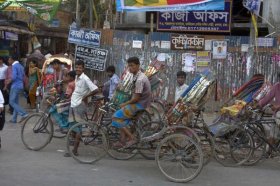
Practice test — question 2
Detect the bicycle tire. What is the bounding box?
[155,133,204,183]
[193,126,215,166]
[214,126,253,167]
[21,113,53,151]
[66,122,107,164]
[243,122,266,166]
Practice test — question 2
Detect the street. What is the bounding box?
[0,112,280,186]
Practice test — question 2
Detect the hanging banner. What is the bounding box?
[68,27,101,47]
[171,34,204,50]
[0,0,61,21]
[157,1,231,32]
[116,0,225,12]
[197,51,211,67]
[212,40,227,59]
[75,45,108,71]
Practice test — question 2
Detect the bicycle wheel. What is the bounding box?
[106,124,138,160]
[21,113,53,151]
[155,133,204,183]
[66,122,107,164]
[193,126,215,166]
[244,122,266,166]
[214,126,253,167]
[138,121,164,160]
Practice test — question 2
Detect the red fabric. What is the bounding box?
[167,0,206,5]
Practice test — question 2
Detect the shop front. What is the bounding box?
[0,20,34,60]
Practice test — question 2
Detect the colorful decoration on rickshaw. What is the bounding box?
[209,74,266,135]
[167,71,215,124]
[253,82,272,101]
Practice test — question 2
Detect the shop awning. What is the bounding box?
[0,26,34,35]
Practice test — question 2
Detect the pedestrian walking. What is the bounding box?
[28,61,41,109]
[8,55,29,123]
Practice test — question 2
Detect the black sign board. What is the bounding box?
[75,45,108,71]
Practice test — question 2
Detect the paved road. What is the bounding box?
[1,111,280,186]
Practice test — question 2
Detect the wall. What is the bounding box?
[84,30,280,111]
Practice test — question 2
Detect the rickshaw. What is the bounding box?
[21,54,73,151]
[209,74,265,167]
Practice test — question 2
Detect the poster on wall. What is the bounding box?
[75,45,108,71]
[182,52,197,72]
[197,51,211,67]
[212,40,227,59]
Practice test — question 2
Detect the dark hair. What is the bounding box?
[9,55,18,61]
[30,60,38,67]
[106,65,115,73]
[75,60,84,68]
[67,70,76,79]
[127,57,140,65]
[0,56,4,61]
[177,71,187,78]
[51,59,61,65]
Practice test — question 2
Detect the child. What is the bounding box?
[64,71,76,99]
[49,71,76,133]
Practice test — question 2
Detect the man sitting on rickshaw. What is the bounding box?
[112,57,152,148]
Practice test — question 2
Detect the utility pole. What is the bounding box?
[76,0,80,28]
[89,0,93,29]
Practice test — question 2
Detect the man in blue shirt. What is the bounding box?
[104,66,120,101]
[8,56,28,123]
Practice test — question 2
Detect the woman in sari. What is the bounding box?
[28,61,41,109]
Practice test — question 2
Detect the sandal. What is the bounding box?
[124,139,137,148]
